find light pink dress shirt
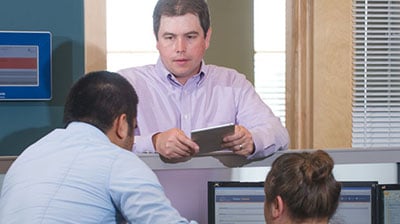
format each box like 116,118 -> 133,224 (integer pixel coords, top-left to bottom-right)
119,59 -> 289,159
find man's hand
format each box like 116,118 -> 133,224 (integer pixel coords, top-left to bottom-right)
221,125 -> 254,156
152,128 -> 200,160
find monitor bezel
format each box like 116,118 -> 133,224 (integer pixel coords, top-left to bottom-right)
0,31 -> 52,101
337,181 -> 378,224
377,183 -> 400,224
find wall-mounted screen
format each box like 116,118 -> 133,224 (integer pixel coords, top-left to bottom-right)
0,31 -> 51,100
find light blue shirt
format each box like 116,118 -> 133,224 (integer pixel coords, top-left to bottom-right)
0,122 -> 197,224
119,59 -> 289,159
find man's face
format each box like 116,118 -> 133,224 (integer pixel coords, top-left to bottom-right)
156,13 -> 211,84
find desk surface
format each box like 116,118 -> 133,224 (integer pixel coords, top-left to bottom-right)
139,147 -> 400,170
2,147 -> 400,173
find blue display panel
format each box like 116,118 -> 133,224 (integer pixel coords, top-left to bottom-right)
0,31 -> 52,100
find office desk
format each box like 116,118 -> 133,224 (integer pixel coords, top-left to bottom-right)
1,148 -> 400,224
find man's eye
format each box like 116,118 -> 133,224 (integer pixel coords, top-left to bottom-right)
164,36 -> 173,40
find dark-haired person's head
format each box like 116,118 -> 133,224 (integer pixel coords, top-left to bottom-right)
264,150 -> 341,224
153,0 -> 210,40
63,71 -> 138,150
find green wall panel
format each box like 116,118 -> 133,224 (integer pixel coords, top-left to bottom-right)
0,0 -> 85,155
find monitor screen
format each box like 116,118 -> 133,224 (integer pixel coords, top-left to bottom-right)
331,181 -> 377,224
0,31 -> 51,100
208,181 -> 265,224
377,184 -> 400,224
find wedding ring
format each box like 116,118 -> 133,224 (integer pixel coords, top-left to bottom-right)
239,144 -> 243,150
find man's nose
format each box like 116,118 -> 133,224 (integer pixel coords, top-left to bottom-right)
175,37 -> 186,53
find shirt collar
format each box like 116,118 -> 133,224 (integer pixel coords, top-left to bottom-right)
155,57 -> 206,87
66,122 -> 110,143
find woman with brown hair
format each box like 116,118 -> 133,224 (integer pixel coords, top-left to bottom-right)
264,150 -> 341,224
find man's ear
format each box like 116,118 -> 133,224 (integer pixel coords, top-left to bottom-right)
205,27 -> 212,50
115,114 -> 129,140
271,195 -> 285,218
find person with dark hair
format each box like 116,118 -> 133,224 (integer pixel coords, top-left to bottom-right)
264,150 -> 341,224
119,0 -> 289,161
0,71 -> 198,223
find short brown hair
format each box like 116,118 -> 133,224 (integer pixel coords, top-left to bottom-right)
152,0 -> 210,40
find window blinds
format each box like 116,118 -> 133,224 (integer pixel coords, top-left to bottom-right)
254,0 -> 286,125
352,0 -> 400,147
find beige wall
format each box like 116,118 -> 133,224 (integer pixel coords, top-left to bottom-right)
313,0 -> 353,148
206,0 -> 254,83
84,0 -> 107,73
286,0 -> 353,149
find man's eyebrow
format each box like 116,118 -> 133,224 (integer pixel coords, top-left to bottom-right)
185,31 -> 200,35
161,32 -> 176,36
161,31 -> 200,36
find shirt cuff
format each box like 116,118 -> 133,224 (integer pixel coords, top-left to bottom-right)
247,130 -> 279,160
133,133 -> 157,154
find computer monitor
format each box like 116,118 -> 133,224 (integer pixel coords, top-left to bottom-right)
208,181 -> 265,224
377,184 -> 400,224
331,181 -> 378,224
0,31 -> 52,100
